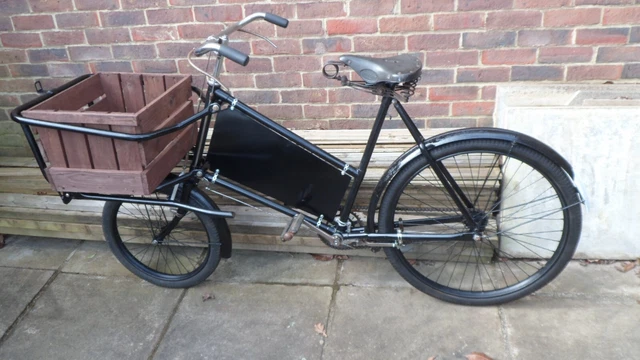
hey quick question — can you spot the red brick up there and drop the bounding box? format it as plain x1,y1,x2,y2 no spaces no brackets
56,12,99,29
233,90,279,104
218,74,254,88
12,15,54,30
514,0,571,7
27,48,67,63
303,72,338,88
596,47,640,63
457,67,510,82
329,88,376,103
100,11,146,27
631,27,640,43
283,119,330,130
426,50,478,67
539,47,593,63
1,0,29,15
452,101,495,116
113,44,157,59
42,30,85,46
429,86,479,101
434,13,484,30
481,85,497,100
132,26,180,42
577,0,635,4
47,63,90,77
458,0,514,11
486,10,542,29
29,0,73,12
68,46,112,61
462,31,516,49
85,28,131,45
421,69,455,84
567,65,622,81
273,56,321,72
225,57,272,73
401,0,455,13
255,73,301,89
245,3,296,19
177,24,225,40
603,6,640,25
255,105,303,120
0,65,9,77
0,17,12,32
350,0,395,16
155,42,195,58
354,35,405,52
90,61,134,73
622,63,640,79
428,118,476,128
544,8,601,27
8,64,48,77
302,38,351,55
0,94,21,107
194,5,242,22
408,34,460,51
147,8,193,24
131,60,178,74
379,15,431,33
575,28,630,45
240,22,276,40
327,19,377,35
511,66,563,81
329,119,377,129
122,0,167,8
280,20,324,37
304,105,350,119
0,33,42,48
482,49,536,65
517,29,571,46
297,2,346,18
400,103,450,117
170,0,214,4
281,89,327,103
0,78,42,92
253,39,302,55
75,0,118,10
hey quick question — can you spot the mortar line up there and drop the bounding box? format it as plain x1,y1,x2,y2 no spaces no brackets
320,258,343,360
498,306,515,360
0,240,84,347
148,288,188,360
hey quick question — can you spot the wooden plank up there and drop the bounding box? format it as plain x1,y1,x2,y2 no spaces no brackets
27,74,102,111
120,73,146,112
86,124,119,170
140,101,193,166
136,75,191,133
0,157,39,167
59,126,93,169
99,73,126,112
142,74,166,103
19,109,138,126
46,167,146,195
36,128,67,168
114,73,145,170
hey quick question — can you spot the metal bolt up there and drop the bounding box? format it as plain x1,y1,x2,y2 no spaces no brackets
473,234,482,242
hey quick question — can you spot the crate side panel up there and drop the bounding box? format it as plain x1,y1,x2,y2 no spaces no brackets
47,167,146,195
29,74,103,111
113,73,144,170
83,97,119,170
136,75,192,133
142,125,196,194
99,73,126,112
37,128,67,168
59,128,93,169
142,74,166,103
140,101,194,166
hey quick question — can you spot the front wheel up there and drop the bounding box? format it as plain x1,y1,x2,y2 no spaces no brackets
103,188,222,288
378,139,582,305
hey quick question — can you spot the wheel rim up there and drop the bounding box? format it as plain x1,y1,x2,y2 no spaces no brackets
113,199,212,281
387,148,578,297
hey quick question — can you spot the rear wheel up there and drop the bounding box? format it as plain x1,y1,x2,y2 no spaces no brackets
378,139,582,305
103,188,222,288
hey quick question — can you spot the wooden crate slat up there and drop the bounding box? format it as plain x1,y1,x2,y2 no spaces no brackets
27,74,102,112
142,74,166,103
86,124,119,170
136,75,191,133
46,167,146,194
22,109,138,126
141,125,195,194
140,101,194,166
99,73,126,112
120,73,146,112
37,128,67,168
59,126,93,169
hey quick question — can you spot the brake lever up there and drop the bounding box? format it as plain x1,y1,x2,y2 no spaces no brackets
238,28,277,48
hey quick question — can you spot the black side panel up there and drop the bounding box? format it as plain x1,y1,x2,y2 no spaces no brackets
207,109,351,219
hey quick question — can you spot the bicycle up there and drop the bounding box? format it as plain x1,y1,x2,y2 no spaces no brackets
12,12,583,306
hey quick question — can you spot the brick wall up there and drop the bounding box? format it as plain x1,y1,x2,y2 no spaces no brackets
1,0,640,155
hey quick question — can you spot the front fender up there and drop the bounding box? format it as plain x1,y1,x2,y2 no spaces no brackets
366,127,575,232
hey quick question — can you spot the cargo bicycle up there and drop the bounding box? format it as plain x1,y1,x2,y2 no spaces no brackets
12,12,583,305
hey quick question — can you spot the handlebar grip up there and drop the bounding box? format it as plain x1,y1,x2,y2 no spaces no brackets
218,44,250,66
265,13,289,28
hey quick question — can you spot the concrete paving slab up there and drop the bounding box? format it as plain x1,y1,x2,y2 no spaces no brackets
0,267,53,336
154,283,332,360
323,287,507,360
503,297,640,359
0,273,183,360
61,241,134,278
537,261,640,298
0,236,80,270
210,250,337,285
338,256,411,288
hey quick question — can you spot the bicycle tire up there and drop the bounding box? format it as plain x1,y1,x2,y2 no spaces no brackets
102,188,222,288
378,139,582,305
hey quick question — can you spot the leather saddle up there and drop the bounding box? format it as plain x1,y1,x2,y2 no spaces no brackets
339,54,422,85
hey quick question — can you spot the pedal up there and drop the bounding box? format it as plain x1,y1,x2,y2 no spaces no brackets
280,213,304,242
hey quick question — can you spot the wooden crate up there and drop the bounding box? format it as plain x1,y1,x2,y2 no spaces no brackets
22,73,197,195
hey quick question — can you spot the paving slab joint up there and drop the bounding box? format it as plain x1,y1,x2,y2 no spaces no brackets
147,289,187,360
498,306,516,360
319,258,344,359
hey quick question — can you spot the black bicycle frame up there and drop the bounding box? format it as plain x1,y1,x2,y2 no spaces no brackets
12,74,477,244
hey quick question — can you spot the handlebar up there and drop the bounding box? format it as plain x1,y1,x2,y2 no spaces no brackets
193,12,288,66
